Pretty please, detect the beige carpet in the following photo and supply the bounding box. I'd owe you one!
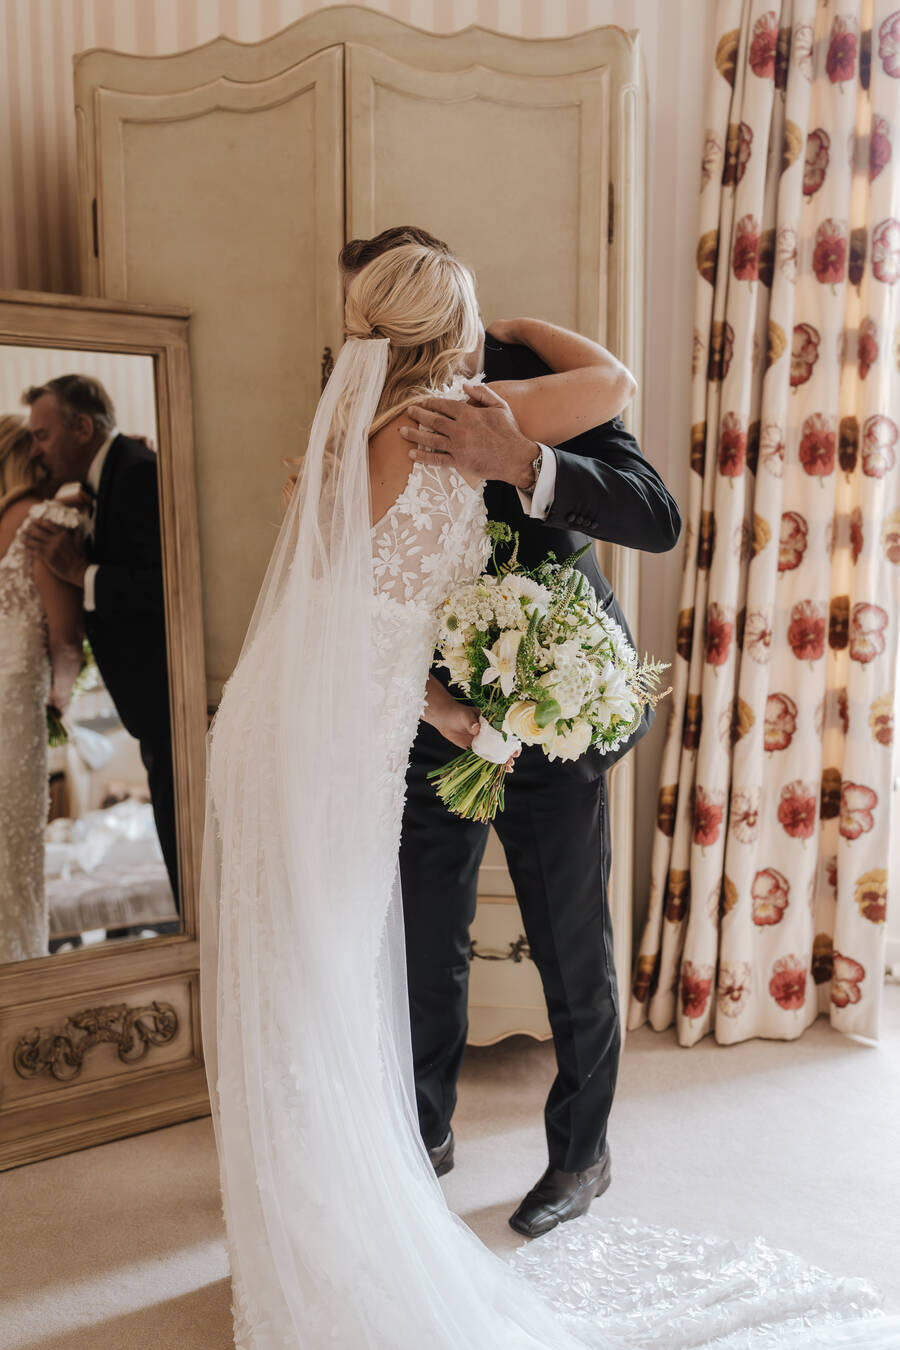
[3,984,899,1350]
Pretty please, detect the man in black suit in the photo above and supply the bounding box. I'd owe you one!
[22,375,178,912]
[342,228,681,1240]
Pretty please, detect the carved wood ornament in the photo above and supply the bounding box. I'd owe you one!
[13,1002,179,1082]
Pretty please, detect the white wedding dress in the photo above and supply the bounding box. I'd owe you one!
[201,339,898,1349]
[0,499,82,961]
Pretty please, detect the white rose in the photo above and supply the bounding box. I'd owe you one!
[481,630,523,696]
[502,700,555,746]
[545,719,593,763]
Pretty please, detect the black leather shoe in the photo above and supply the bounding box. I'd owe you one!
[428,1129,454,1177]
[509,1147,611,1238]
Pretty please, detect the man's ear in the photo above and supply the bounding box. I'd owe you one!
[73,413,95,444]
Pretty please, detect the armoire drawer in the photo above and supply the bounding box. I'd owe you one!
[468,895,551,1046]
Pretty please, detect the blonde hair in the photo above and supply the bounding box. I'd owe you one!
[343,243,480,434]
[0,414,43,517]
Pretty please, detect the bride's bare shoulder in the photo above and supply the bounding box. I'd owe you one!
[368,410,417,527]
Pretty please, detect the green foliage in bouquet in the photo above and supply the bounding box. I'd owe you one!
[427,522,670,822]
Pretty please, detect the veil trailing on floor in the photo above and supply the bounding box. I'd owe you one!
[198,335,900,1349]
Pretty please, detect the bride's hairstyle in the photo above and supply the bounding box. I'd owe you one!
[0,414,43,516]
[343,242,481,434]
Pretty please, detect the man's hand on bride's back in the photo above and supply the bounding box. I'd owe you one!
[400,383,539,492]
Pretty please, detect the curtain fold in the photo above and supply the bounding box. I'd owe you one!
[630,0,900,1045]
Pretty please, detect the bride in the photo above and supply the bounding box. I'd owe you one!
[201,242,897,1348]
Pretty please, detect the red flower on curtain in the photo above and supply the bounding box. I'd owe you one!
[850,507,864,563]
[872,218,900,283]
[799,414,837,478]
[752,867,790,924]
[878,11,900,77]
[831,953,865,1007]
[779,511,808,571]
[764,692,798,751]
[777,226,798,282]
[812,219,848,284]
[705,602,734,665]
[745,608,773,662]
[787,600,826,660]
[882,509,900,562]
[791,323,820,386]
[769,956,807,1010]
[731,788,761,842]
[840,782,878,839]
[849,601,888,662]
[749,12,778,79]
[759,422,785,474]
[803,129,830,196]
[826,15,859,83]
[718,413,747,476]
[854,869,888,923]
[718,961,752,1016]
[681,962,715,1019]
[777,780,818,839]
[870,116,892,181]
[693,786,726,847]
[861,414,898,476]
[793,23,815,79]
[869,694,894,745]
[733,214,760,280]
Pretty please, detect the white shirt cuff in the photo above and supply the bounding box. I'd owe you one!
[83,564,99,612]
[516,445,557,520]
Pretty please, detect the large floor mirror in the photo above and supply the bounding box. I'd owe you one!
[0,292,208,1169]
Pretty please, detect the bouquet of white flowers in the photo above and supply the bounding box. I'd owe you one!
[428,523,669,822]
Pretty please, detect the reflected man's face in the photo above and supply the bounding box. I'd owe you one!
[27,395,94,486]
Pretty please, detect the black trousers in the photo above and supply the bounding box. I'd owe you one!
[399,721,620,1173]
[139,722,179,912]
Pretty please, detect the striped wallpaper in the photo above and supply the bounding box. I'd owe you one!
[0,0,674,296]
[0,348,158,444]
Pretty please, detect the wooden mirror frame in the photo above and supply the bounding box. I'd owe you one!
[0,291,209,1169]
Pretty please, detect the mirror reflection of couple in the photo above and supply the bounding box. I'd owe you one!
[203,227,891,1348]
[0,378,176,961]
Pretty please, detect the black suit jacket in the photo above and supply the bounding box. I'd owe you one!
[473,337,682,769]
[85,434,170,741]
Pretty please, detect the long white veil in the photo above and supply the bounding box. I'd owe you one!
[199,335,426,1339]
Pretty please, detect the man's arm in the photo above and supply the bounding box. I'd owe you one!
[403,391,682,555]
[544,415,682,554]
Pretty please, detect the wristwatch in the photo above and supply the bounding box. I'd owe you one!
[524,446,543,494]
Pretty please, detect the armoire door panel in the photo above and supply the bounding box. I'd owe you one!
[346,45,609,341]
[91,49,345,698]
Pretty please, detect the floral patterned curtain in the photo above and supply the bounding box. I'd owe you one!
[630,0,900,1045]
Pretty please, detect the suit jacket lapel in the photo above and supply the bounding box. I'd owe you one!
[91,434,124,555]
